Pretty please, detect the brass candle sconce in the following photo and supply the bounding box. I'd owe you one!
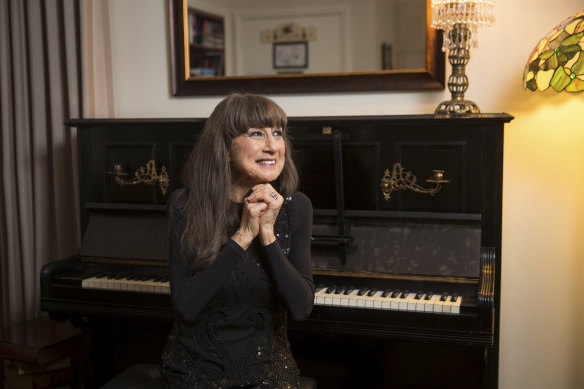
[108,160,170,196]
[380,163,449,201]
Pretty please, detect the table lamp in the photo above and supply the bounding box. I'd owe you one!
[431,0,496,114]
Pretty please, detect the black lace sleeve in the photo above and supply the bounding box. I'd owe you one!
[167,189,245,322]
[263,192,315,321]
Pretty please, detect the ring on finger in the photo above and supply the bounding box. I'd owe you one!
[269,192,278,200]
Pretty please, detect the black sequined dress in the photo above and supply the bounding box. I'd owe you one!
[161,190,314,389]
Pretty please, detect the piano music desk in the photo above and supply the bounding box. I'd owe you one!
[0,317,82,389]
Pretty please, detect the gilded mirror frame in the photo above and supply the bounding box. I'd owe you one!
[169,0,444,96]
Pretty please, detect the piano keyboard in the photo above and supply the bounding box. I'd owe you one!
[81,274,461,314]
[314,286,462,314]
[82,273,170,294]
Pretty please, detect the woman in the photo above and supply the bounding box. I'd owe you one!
[161,93,314,389]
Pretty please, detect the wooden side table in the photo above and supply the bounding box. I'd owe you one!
[0,317,83,389]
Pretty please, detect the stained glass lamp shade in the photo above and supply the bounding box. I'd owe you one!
[523,10,584,92]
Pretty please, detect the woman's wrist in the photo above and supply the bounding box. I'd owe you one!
[232,229,254,250]
[259,228,276,246]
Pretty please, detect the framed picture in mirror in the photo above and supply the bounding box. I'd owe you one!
[273,42,308,69]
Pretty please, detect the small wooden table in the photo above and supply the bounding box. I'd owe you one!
[0,317,82,388]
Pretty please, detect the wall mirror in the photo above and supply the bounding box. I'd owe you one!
[169,0,444,96]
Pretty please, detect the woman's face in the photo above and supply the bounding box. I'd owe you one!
[230,127,286,193]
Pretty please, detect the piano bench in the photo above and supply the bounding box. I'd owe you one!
[100,364,161,389]
[299,375,318,389]
[99,364,317,389]
[0,317,82,389]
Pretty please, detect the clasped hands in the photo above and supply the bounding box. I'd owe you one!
[232,184,283,249]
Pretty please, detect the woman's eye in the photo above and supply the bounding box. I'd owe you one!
[272,129,283,137]
[248,130,264,137]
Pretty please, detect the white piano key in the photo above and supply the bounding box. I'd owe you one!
[442,296,454,313]
[347,289,362,308]
[407,292,424,311]
[372,290,386,309]
[339,289,357,307]
[314,287,327,305]
[82,276,96,288]
[433,293,449,313]
[367,290,384,309]
[389,291,402,310]
[424,294,439,312]
[323,288,336,306]
[415,292,429,312]
[450,294,462,314]
[398,291,410,310]
[355,289,370,308]
[330,289,346,306]
[379,290,394,310]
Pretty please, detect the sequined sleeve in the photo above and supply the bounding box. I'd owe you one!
[263,192,315,321]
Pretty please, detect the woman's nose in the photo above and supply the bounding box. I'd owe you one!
[263,134,276,150]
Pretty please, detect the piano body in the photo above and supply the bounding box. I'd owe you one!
[41,114,512,389]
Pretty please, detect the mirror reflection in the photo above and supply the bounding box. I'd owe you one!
[186,0,426,78]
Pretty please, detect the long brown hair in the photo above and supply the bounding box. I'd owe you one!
[180,93,298,270]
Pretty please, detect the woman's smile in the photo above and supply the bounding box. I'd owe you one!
[257,159,276,165]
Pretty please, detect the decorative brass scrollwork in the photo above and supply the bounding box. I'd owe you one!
[380,163,449,201]
[108,160,170,196]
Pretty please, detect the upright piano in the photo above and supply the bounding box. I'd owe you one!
[41,114,512,389]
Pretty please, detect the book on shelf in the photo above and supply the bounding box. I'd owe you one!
[188,17,223,48]
[190,67,217,77]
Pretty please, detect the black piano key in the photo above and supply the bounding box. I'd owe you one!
[382,289,392,298]
[425,292,434,300]
[415,291,424,300]
[450,293,459,302]
[335,287,347,295]
[400,290,410,299]
[357,288,370,296]
[344,287,355,295]
[440,292,448,301]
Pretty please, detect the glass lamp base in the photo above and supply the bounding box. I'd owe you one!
[435,99,480,114]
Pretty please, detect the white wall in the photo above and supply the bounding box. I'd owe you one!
[101,1,584,388]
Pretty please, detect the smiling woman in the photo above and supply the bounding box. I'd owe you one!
[169,0,445,95]
[160,93,314,388]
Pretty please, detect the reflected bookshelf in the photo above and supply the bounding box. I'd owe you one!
[187,8,225,77]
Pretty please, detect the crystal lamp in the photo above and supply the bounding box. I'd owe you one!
[431,0,496,114]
